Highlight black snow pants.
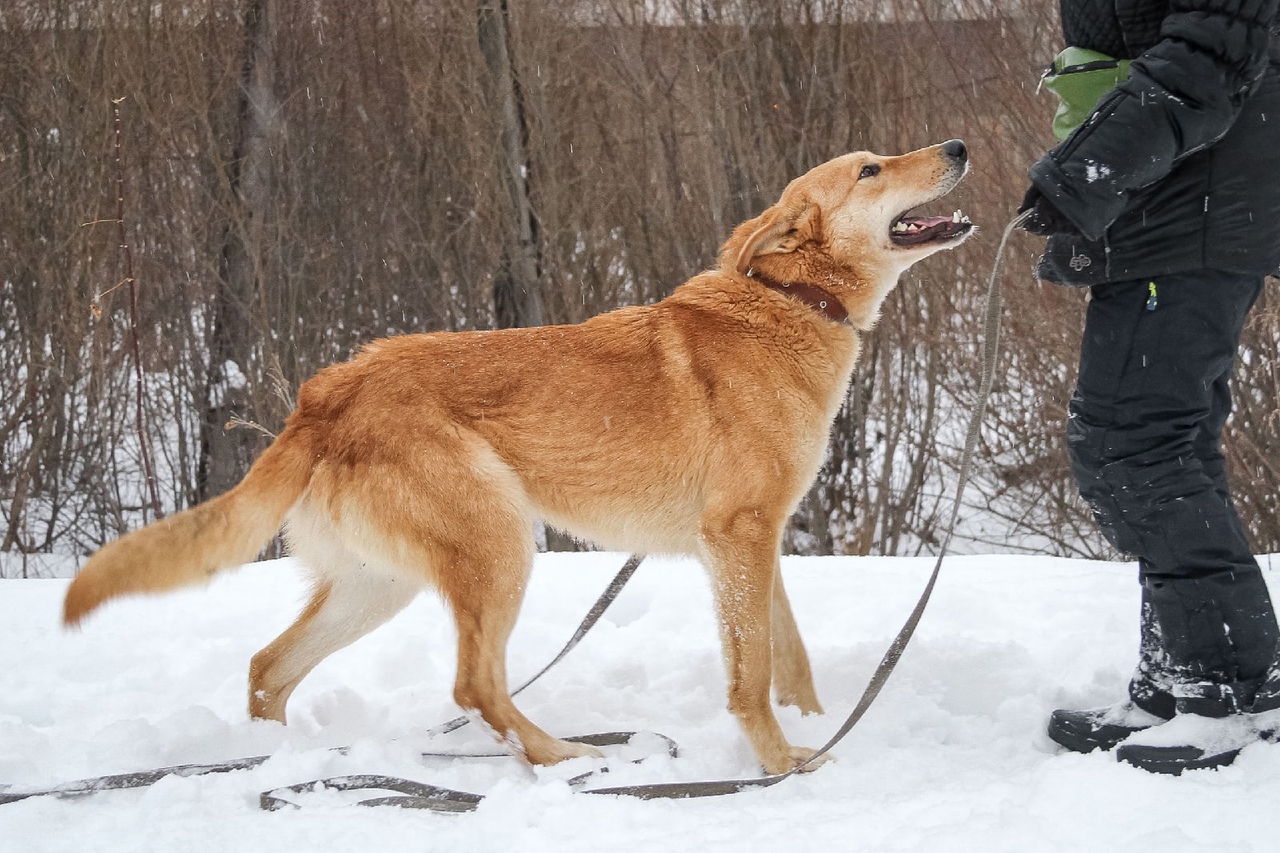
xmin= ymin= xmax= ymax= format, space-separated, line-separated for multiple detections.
xmin=1068 ymin=268 xmax=1279 ymax=713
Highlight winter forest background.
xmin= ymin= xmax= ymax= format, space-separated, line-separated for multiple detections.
xmin=2 ymin=0 xmax=1278 ymax=577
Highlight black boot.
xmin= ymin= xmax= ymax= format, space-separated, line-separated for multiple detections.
xmin=1136 ymin=569 xmax=1277 ymax=714
xmin=1047 ymin=703 xmax=1170 ymax=754
xmin=1252 ymin=651 xmax=1280 ymax=713
xmin=1115 ymin=569 xmax=1280 ymax=774
xmin=1047 ymin=584 xmax=1176 ymax=754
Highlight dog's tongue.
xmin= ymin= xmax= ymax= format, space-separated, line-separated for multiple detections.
xmin=891 ymin=215 xmax=963 ymax=245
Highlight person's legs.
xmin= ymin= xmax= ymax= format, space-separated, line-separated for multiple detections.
xmin=1048 ymin=269 xmax=1278 ymax=756
xmin=1067 ymin=269 xmax=1263 ymax=581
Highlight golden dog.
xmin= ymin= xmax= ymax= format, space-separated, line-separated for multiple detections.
xmin=65 ymin=141 xmax=973 ymax=774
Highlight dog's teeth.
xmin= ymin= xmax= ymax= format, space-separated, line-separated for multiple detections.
xmin=892 ymin=222 xmax=908 ymax=232
xmin=952 ymin=210 xmax=961 ymax=223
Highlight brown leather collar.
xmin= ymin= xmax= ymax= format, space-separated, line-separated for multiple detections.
xmin=747 ymin=269 xmax=849 ymax=325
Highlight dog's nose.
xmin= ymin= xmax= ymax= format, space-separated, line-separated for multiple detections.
xmin=942 ymin=139 xmax=968 ymax=163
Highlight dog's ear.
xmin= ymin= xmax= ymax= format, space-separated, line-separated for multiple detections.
xmin=733 ymin=199 xmax=820 ymax=275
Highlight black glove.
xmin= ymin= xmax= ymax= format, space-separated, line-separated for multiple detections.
xmin=1016 ymin=186 xmax=1080 ymax=237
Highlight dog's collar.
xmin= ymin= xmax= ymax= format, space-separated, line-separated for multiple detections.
xmin=746 ymin=269 xmax=849 ymax=325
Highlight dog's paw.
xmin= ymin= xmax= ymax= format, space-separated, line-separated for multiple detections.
xmin=560 ymin=739 xmax=606 ymax=761
xmin=789 ymin=746 xmax=832 ymax=772
xmin=526 ymin=737 xmax=605 ymax=766
xmin=760 ymin=745 xmax=831 ymax=775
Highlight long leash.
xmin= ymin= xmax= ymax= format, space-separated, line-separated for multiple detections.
xmin=1 ymin=215 xmax=1025 ymax=812
xmin=0 ymin=556 xmax=647 ymax=807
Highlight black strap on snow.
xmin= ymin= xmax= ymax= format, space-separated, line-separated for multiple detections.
xmin=0 ymin=755 xmax=272 ymax=805
xmin=0 ymin=556 xmax=646 ymax=808
xmin=2 ymin=214 xmax=1021 ymax=812
xmin=260 ymin=731 xmax=679 ymax=812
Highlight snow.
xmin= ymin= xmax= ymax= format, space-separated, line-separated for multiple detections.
xmin=1122 ymin=707 xmax=1270 ymax=755
xmin=4 ymin=552 xmax=1280 ymax=852
xmin=1084 ymin=159 xmax=1113 ymax=183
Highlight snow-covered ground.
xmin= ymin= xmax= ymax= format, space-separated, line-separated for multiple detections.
xmin=3 ymin=552 xmax=1280 ymax=852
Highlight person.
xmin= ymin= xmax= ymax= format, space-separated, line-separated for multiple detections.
xmin=1018 ymin=0 xmax=1280 ymax=774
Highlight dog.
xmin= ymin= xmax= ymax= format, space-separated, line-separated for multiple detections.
xmin=64 ymin=140 xmax=973 ymax=775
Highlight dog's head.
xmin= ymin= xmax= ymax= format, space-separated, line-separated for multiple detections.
xmin=722 ymin=141 xmax=973 ymax=325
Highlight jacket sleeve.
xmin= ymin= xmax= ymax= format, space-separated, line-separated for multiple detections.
xmin=1029 ymin=0 xmax=1279 ymax=240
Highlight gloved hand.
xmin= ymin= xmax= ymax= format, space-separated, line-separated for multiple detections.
xmin=1016 ymin=186 xmax=1080 ymax=237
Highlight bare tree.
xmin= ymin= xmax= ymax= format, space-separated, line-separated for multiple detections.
xmin=478 ymin=0 xmax=546 ymax=329
xmin=2 ymin=0 xmax=1275 ymax=574
xmin=197 ymin=0 xmax=279 ymax=503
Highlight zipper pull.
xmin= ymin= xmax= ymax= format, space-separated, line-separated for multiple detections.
xmin=1036 ymin=63 xmax=1053 ymax=95
xmin=1145 ymin=281 xmax=1158 ymax=311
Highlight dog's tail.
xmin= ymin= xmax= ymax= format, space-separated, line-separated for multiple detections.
xmin=63 ymin=423 xmax=316 ymax=627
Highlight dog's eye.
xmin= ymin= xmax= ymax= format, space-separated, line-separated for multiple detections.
xmin=859 ymin=164 xmax=880 ymax=179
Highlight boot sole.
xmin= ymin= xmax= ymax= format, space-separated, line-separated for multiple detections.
xmin=1115 ymin=743 xmax=1241 ymax=775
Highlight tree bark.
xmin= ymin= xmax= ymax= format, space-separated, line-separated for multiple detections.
xmin=477 ymin=0 xmax=545 ymax=330
xmin=478 ymin=1 xmax=575 ymax=551
xmin=197 ymin=0 xmax=276 ymax=502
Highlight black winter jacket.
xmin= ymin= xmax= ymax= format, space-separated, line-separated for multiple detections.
xmin=1031 ymin=0 xmax=1280 ymax=285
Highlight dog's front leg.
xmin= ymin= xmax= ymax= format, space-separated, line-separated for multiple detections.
xmin=771 ymin=565 xmax=823 ymax=715
xmin=703 ymin=511 xmax=819 ymax=775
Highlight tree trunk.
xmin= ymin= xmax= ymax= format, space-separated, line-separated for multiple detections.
xmin=197 ymin=0 xmax=276 ymax=503
xmin=478 ymin=1 xmax=576 ymax=551
xmin=477 ymin=0 xmax=545 ymax=330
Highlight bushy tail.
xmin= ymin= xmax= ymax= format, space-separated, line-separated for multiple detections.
xmin=63 ymin=424 xmax=315 ymax=627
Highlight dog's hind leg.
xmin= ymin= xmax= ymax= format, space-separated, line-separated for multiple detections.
xmin=248 ymin=568 xmax=418 ymax=723
xmin=375 ymin=431 xmax=602 ymax=767
xmin=770 ymin=565 xmax=823 ymax=715
xmin=440 ymin=531 xmax=604 ymax=766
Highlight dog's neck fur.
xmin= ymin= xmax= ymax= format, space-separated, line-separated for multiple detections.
xmin=745 ymin=267 xmax=850 ymax=325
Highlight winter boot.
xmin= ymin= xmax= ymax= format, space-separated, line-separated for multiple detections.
xmin=1138 ymin=570 xmax=1277 ymax=713
xmin=1047 ymin=584 xmax=1177 ymax=754
xmin=1047 ymin=702 xmax=1170 ymax=754
xmin=1114 ymin=570 xmax=1280 ymax=774
xmin=1252 ymin=653 xmax=1280 ymax=713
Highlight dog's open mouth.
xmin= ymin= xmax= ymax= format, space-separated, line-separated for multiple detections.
xmin=890 ymin=210 xmax=973 ymax=247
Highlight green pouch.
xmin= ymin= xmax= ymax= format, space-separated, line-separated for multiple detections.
xmin=1040 ymin=46 xmax=1131 ymax=140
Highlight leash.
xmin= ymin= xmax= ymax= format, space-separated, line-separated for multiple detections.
xmin=259 ymin=731 xmax=680 ymax=812
xmin=2 ymin=215 xmax=1026 ymax=812
xmin=0 ymin=555 xmax=648 ymax=807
